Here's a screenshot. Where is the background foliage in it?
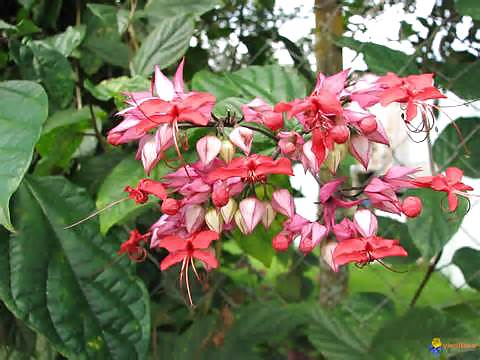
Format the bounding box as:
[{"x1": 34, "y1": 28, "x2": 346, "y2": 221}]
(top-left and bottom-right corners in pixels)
[{"x1": 0, "y1": 0, "x2": 479, "y2": 359}]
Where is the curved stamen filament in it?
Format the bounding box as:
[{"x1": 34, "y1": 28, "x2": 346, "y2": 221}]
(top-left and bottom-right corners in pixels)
[{"x1": 64, "y1": 197, "x2": 129, "y2": 229}]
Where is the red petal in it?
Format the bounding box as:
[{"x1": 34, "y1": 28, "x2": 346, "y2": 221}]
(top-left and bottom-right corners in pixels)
[
  {"x1": 193, "y1": 249, "x2": 219, "y2": 270},
  {"x1": 192, "y1": 230, "x2": 219, "y2": 249},
  {"x1": 445, "y1": 167, "x2": 464, "y2": 183},
  {"x1": 256, "y1": 157, "x2": 293, "y2": 177},
  {"x1": 448, "y1": 192, "x2": 458, "y2": 212},
  {"x1": 405, "y1": 100, "x2": 417, "y2": 122},
  {"x1": 160, "y1": 251, "x2": 187, "y2": 270},
  {"x1": 157, "y1": 235, "x2": 186, "y2": 252},
  {"x1": 379, "y1": 87, "x2": 408, "y2": 106},
  {"x1": 138, "y1": 179, "x2": 167, "y2": 200}
]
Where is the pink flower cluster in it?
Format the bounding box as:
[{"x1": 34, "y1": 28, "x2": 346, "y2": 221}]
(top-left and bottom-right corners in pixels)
[{"x1": 106, "y1": 60, "x2": 473, "y2": 305}]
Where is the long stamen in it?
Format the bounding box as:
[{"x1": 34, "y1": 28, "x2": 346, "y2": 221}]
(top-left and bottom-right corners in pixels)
[
  {"x1": 64, "y1": 197, "x2": 129, "y2": 229},
  {"x1": 179, "y1": 257, "x2": 187, "y2": 290},
  {"x1": 184, "y1": 259, "x2": 194, "y2": 307},
  {"x1": 376, "y1": 258, "x2": 408, "y2": 273},
  {"x1": 190, "y1": 257, "x2": 201, "y2": 282}
]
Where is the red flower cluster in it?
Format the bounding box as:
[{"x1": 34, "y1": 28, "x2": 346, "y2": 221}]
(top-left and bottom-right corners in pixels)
[{"x1": 103, "y1": 60, "x2": 473, "y2": 305}]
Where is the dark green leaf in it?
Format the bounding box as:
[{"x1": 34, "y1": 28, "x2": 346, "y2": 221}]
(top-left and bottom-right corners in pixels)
[
  {"x1": 308, "y1": 307, "x2": 369, "y2": 360},
  {"x1": 191, "y1": 70, "x2": 240, "y2": 101},
  {"x1": 406, "y1": 188, "x2": 467, "y2": 259},
  {"x1": 145, "y1": 0, "x2": 220, "y2": 18},
  {"x1": 337, "y1": 36, "x2": 418, "y2": 75},
  {"x1": 84, "y1": 76, "x2": 150, "y2": 108},
  {"x1": 0, "y1": 81, "x2": 48, "y2": 231},
  {"x1": 435, "y1": 60, "x2": 480, "y2": 99},
  {"x1": 0, "y1": 176, "x2": 150, "y2": 358},
  {"x1": 433, "y1": 117, "x2": 480, "y2": 178},
  {"x1": 452, "y1": 247, "x2": 480, "y2": 290},
  {"x1": 369, "y1": 307, "x2": 471, "y2": 359},
  {"x1": 131, "y1": 16, "x2": 194, "y2": 75},
  {"x1": 455, "y1": 0, "x2": 480, "y2": 20}
]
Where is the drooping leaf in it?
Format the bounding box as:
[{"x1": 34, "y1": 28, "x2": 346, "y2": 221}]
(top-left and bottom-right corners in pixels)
[
  {"x1": 0, "y1": 81, "x2": 48, "y2": 231},
  {"x1": 0, "y1": 176, "x2": 150, "y2": 359},
  {"x1": 145, "y1": 0, "x2": 220, "y2": 18},
  {"x1": 452, "y1": 247, "x2": 480, "y2": 290},
  {"x1": 406, "y1": 188, "x2": 467, "y2": 260},
  {"x1": 96, "y1": 157, "x2": 155, "y2": 234},
  {"x1": 337, "y1": 36, "x2": 418, "y2": 75},
  {"x1": 369, "y1": 307, "x2": 471, "y2": 359},
  {"x1": 432, "y1": 117, "x2": 480, "y2": 178},
  {"x1": 84, "y1": 76, "x2": 150, "y2": 108},
  {"x1": 131, "y1": 15, "x2": 194, "y2": 75}
]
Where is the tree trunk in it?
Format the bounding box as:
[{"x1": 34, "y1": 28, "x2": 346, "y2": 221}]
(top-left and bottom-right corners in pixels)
[{"x1": 314, "y1": 0, "x2": 348, "y2": 309}]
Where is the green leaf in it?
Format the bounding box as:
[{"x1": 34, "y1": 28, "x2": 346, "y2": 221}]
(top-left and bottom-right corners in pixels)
[
  {"x1": 87, "y1": 4, "x2": 130, "y2": 35},
  {"x1": 452, "y1": 247, "x2": 480, "y2": 290},
  {"x1": 455, "y1": 0, "x2": 480, "y2": 20},
  {"x1": 192, "y1": 65, "x2": 308, "y2": 103},
  {"x1": 377, "y1": 216, "x2": 420, "y2": 264},
  {"x1": 337, "y1": 36, "x2": 418, "y2": 75},
  {"x1": 369, "y1": 308, "x2": 471, "y2": 359},
  {"x1": 433, "y1": 117, "x2": 480, "y2": 178},
  {"x1": 0, "y1": 176, "x2": 150, "y2": 358},
  {"x1": 84, "y1": 76, "x2": 150, "y2": 108},
  {"x1": 308, "y1": 307, "x2": 369, "y2": 360},
  {"x1": 97, "y1": 158, "x2": 153, "y2": 234},
  {"x1": 406, "y1": 188, "x2": 467, "y2": 259},
  {"x1": 0, "y1": 81, "x2": 48, "y2": 231},
  {"x1": 435, "y1": 60, "x2": 480, "y2": 100},
  {"x1": 41, "y1": 25, "x2": 86, "y2": 57},
  {"x1": 131, "y1": 15, "x2": 194, "y2": 75},
  {"x1": 145, "y1": 0, "x2": 220, "y2": 18}
]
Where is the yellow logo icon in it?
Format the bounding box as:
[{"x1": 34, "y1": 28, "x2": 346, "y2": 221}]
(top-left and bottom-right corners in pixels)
[{"x1": 431, "y1": 338, "x2": 442, "y2": 348}]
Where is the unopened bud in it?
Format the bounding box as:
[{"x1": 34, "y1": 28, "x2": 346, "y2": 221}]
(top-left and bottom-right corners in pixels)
[
  {"x1": 402, "y1": 196, "x2": 422, "y2": 218},
  {"x1": 262, "y1": 202, "x2": 276, "y2": 229},
  {"x1": 359, "y1": 116, "x2": 378, "y2": 134},
  {"x1": 272, "y1": 232, "x2": 291, "y2": 252},
  {"x1": 219, "y1": 139, "x2": 235, "y2": 163},
  {"x1": 220, "y1": 198, "x2": 237, "y2": 224},
  {"x1": 330, "y1": 125, "x2": 350, "y2": 144},
  {"x1": 320, "y1": 240, "x2": 338, "y2": 272},
  {"x1": 324, "y1": 143, "x2": 348, "y2": 175},
  {"x1": 205, "y1": 208, "x2": 223, "y2": 233},
  {"x1": 234, "y1": 209, "x2": 248, "y2": 234},
  {"x1": 161, "y1": 198, "x2": 180, "y2": 215}
]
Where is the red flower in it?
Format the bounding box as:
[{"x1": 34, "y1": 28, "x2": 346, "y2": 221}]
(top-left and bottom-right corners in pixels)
[
  {"x1": 206, "y1": 154, "x2": 293, "y2": 183},
  {"x1": 118, "y1": 229, "x2": 149, "y2": 262},
  {"x1": 377, "y1": 72, "x2": 445, "y2": 122},
  {"x1": 333, "y1": 209, "x2": 407, "y2": 268},
  {"x1": 124, "y1": 178, "x2": 167, "y2": 204},
  {"x1": 158, "y1": 230, "x2": 219, "y2": 306},
  {"x1": 414, "y1": 167, "x2": 473, "y2": 211}
]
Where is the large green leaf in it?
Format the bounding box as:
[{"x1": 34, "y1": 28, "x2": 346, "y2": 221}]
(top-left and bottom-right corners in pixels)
[
  {"x1": 308, "y1": 307, "x2": 369, "y2": 360},
  {"x1": 452, "y1": 247, "x2": 480, "y2": 290},
  {"x1": 369, "y1": 308, "x2": 471, "y2": 359},
  {"x1": 96, "y1": 158, "x2": 152, "y2": 234},
  {"x1": 145, "y1": 0, "x2": 220, "y2": 18},
  {"x1": 0, "y1": 81, "x2": 48, "y2": 231},
  {"x1": 455, "y1": 0, "x2": 480, "y2": 20},
  {"x1": 337, "y1": 37, "x2": 418, "y2": 75},
  {"x1": 191, "y1": 65, "x2": 308, "y2": 103},
  {"x1": 131, "y1": 15, "x2": 194, "y2": 75},
  {"x1": 0, "y1": 176, "x2": 150, "y2": 358},
  {"x1": 433, "y1": 117, "x2": 480, "y2": 178},
  {"x1": 406, "y1": 188, "x2": 467, "y2": 259}
]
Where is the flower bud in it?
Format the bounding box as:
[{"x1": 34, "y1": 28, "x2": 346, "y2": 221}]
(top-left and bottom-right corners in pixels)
[
  {"x1": 324, "y1": 143, "x2": 348, "y2": 175},
  {"x1": 330, "y1": 125, "x2": 350, "y2": 144},
  {"x1": 234, "y1": 209, "x2": 248, "y2": 234},
  {"x1": 220, "y1": 198, "x2": 237, "y2": 224},
  {"x1": 161, "y1": 198, "x2": 180, "y2": 215},
  {"x1": 262, "y1": 202, "x2": 276, "y2": 229},
  {"x1": 196, "y1": 135, "x2": 221, "y2": 165},
  {"x1": 184, "y1": 205, "x2": 205, "y2": 233},
  {"x1": 212, "y1": 182, "x2": 229, "y2": 208},
  {"x1": 359, "y1": 116, "x2": 377, "y2": 134},
  {"x1": 272, "y1": 231, "x2": 292, "y2": 252},
  {"x1": 205, "y1": 208, "x2": 223, "y2": 233},
  {"x1": 219, "y1": 139, "x2": 235, "y2": 163},
  {"x1": 401, "y1": 196, "x2": 422, "y2": 218},
  {"x1": 320, "y1": 240, "x2": 338, "y2": 272}
]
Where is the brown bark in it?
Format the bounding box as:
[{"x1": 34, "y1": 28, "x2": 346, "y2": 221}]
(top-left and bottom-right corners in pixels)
[{"x1": 314, "y1": 0, "x2": 348, "y2": 308}]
